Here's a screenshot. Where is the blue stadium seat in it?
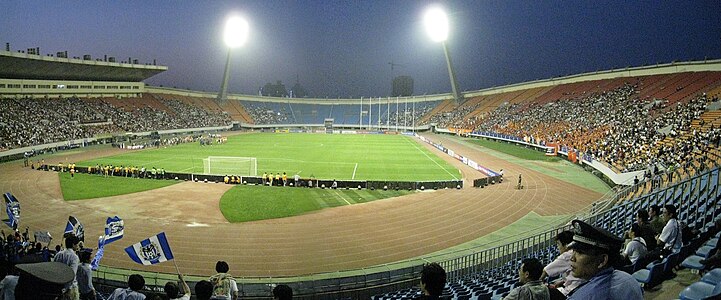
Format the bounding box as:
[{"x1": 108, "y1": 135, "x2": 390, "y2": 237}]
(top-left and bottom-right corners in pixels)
[
  {"x1": 633, "y1": 260, "x2": 665, "y2": 288},
  {"x1": 679, "y1": 281, "x2": 721, "y2": 300}
]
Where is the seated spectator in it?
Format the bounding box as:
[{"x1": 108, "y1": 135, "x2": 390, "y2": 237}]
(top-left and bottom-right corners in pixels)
[
  {"x1": 164, "y1": 274, "x2": 191, "y2": 300},
  {"x1": 566, "y1": 220, "x2": 642, "y2": 299},
  {"x1": 209, "y1": 261, "x2": 238, "y2": 300},
  {"x1": 656, "y1": 204, "x2": 682, "y2": 253},
  {"x1": 195, "y1": 280, "x2": 213, "y2": 300},
  {"x1": 504, "y1": 257, "x2": 565, "y2": 300},
  {"x1": 648, "y1": 205, "x2": 664, "y2": 235},
  {"x1": 107, "y1": 274, "x2": 146, "y2": 300},
  {"x1": 622, "y1": 223, "x2": 648, "y2": 266},
  {"x1": 419, "y1": 262, "x2": 446, "y2": 299},
  {"x1": 272, "y1": 284, "x2": 293, "y2": 300},
  {"x1": 541, "y1": 231, "x2": 584, "y2": 296}
]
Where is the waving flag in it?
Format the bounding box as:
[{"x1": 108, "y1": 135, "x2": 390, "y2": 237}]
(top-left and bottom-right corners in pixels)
[
  {"x1": 64, "y1": 216, "x2": 85, "y2": 241},
  {"x1": 3, "y1": 193, "x2": 20, "y2": 230},
  {"x1": 125, "y1": 232, "x2": 174, "y2": 265},
  {"x1": 104, "y1": 216, "x2": 124, "y2": 244},
  {"x1": 91, "y1": 236, "x2": 106, "y2": 271}
]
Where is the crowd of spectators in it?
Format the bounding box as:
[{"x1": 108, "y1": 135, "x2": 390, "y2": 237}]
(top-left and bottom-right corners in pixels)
[
  {"x1": 470, "y1": 83, "x2": 719, "y2": 174},
  {"x1": 241, "y1": 101, "x2": 291, "y2": 124},
  {"x1": 380, "y1": 101, "x2": 437, "y2": 127},
  {"x1": 0, "y1": 96, "x2": 231, "y2": 152},
  {"x1": 425, "y1": 101, "x2": 481, "y2": 128}
]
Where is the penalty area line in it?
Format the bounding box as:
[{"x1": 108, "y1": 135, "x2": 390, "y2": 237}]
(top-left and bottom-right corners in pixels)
[{"x1": 352, "y1": 163, "x2": 358, "y2": 179}]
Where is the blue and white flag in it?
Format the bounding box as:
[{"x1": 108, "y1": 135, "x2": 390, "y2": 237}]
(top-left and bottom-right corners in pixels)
[
  {"x1": 3, "y1": 193, "x2": 20, "y2": 230},
  {"x1": 91, "y1": 235, "x2": 106, "y2": 271},
  {"x1": 104, "y1": 216, "x2": 124, "y2": 244},
  {"x1": 125, "y1": 232, "x2": 174, "y2": 265},
  {"x1": 64, "y1": 216, "x2": 85, "y2": 241}
]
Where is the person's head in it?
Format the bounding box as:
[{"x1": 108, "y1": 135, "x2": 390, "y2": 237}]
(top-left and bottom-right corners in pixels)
[
  {"x1": 164, "y1": 281, "x2": 180, "y2": 299},
  {"x1": 195, "y1": 280, "x2": 213, "y2": 300},
  {"x1": 663, "y1": 204, "x2": 677, "y2": 221},
  {"x1": 554, "y1": 231, "x2": 574, "y2": 252},
  {"x1": 649, "y1": 205, "x2": 661, "y2": 218},
  {"x1": 64, "y1": 235, "x2": 80, "y2": 251},
  {"x1": 128, "y1": 274, "x2": 145, "y2": 291},
  {"x1": 420, "y1": 263, "x2": 446, "y2": 296},
  {"x1": 568, "y1": 220, "x2": 623, "y2": 280},
  {"x1": 629, "y1": 223, "x2": 642, "y2": 239},
  {"x1": 519, "y1": 258, "x2": 543, "y2": 284},
  {"x1": 216, "y1": 261, "x2": 229, "y2": 273},
  {"x1": 273, "y1": 284, "x2": 293, "y2": 300},
  {"x1": 636, "y1": 209, "x2": 649, "y2": 224},
  {"x1": 78, "y1": 249, "x2": 92, "y2": 264}
]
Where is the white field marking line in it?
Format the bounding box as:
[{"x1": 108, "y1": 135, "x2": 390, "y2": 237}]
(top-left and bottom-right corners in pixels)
[
  {"x1": 178, "y1": 167, "x2": 194, "y2": 172},
  {"x1": 333, "y1": 190, "x2": 352, "y2": 205},
  {"x1": 352, "y1": 163, "x2": 358, "y2": 179},
  {"x1": 404, "y1": 137, "x2": 459, "y2": 180},
  {"x1": 263, "y1": 158, "x2": 356, "y2": 165},
  {"x1": 144, "y1": 156, "x2": 176, "y2": 166}
]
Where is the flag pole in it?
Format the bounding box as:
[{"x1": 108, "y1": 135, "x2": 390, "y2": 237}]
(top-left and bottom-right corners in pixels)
[{"x1": 173, "y1": 259, "x2": 181, "y2": 275}]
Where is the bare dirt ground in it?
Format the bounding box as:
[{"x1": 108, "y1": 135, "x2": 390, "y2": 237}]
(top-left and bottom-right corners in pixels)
[{"x1": 0, "y1": 134, "x2": 602, "y2": 277}]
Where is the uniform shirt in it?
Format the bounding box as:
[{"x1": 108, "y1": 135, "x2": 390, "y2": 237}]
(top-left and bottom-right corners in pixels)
[
  {"x1": 77, "y1": 262, "x2": 94, "y2": 294},
  {"x1": 0, "y1": 275, "x2": 18, "y2": 300},
  {"x1": 54, "y1": 248, "x2": 79, "y2": 289},
  {"x1": 567, "y1": 268, "x2": 643, "y2": 300},
  {"x1": 659, "y1": 218, "x2": 682, "y2": 251}
]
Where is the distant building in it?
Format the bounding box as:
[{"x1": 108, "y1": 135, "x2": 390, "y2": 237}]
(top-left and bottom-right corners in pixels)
[
  {"x1": 392, "y1": 76, "x2": 413, "y2": 97},
  {"x1": 260, "y1": 80, "x2": 288, "y2": 97},
  {"x1": 290, "y1": 81, "x2": 308, "y2": 98}
]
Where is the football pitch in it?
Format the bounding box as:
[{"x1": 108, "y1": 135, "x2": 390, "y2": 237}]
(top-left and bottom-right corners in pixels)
[{"x1": 79, "y1": 133, "x2": 461, "y2": 181}]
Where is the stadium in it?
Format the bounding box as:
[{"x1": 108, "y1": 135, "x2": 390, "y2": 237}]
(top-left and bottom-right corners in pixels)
[{"x1": 2, "y1": 2, "x2": 721, "y2": 300}]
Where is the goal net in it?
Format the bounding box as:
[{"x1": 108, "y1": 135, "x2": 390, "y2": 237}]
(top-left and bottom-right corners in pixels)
[{"x1": 203, "y1": 156, "x2": 258, "y2": 176}]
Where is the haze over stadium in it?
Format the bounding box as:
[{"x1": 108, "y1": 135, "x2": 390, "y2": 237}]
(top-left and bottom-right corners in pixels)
[
  {"x1": 3, "y1": 1, "x2": 721, "y2": 300},
  {"x1": 2, "y1": 1, "x2": 720, "y2": 97}
]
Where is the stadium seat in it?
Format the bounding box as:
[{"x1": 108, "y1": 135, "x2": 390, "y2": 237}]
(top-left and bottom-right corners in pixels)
[
  {"x1": 679, "y1": 281, "x2": 721, "y2": 300},
  {"x1": 633, "y1": 260, "x2": 665, "y2": 288}
]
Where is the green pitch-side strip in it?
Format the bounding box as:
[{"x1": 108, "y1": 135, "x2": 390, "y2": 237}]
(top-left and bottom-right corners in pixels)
[{"x1": 454, "y1": 136, "x2": 611, "y2": 194}]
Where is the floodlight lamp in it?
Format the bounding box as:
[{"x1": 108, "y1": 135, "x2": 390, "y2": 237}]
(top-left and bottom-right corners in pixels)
[
  {"x1": 424, "y1": 6, "x2": 449, "y2": 43},
  {"x1": 224, "y1": 16, "x2": 249, "y2": 48}
]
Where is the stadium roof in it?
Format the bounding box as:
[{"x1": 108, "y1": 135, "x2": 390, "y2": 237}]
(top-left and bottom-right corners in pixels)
[{"x1": 0, "y1": 51, "x2": 167, "y2": 82}]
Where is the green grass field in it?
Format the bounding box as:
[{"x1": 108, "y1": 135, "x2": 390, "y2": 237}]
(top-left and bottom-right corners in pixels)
[
  {"x1": 468, "y1": 138, "x2": 561, "y2": 162},
  {"x1": 78, "y1": 133, "x2": 461, "y2": 181},
  {"x1": 220, "y1": 185, "x2": 414, "y2": 222},
  {"x1": 59, "y1": 172, "x2": 178, "y2": 200}
]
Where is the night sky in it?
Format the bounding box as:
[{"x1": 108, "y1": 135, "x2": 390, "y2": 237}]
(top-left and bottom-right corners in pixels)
[{"x1": 2, "y1": 1, "x2": 720, "y2": 98}]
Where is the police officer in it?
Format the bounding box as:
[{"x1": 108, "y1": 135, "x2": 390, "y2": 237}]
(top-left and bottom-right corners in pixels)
[{"x1": 567, "y1": 220, "x2": 643, "y2": 299}]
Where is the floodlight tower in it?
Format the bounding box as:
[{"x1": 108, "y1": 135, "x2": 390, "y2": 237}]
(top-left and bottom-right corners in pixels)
[
  {"x1": 424, "y1": 6, "x2": 463, "y2": 104},
  {"x1": 217, "y1": 16, "x2": 249, "y2": 104}
]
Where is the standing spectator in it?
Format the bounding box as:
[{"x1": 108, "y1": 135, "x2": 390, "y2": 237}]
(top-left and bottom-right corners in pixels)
[
  {"x1": 419, "y1": 263, "x2": 446, "y2": 299},
  {"x1": 272, "y1": 284, "x2": 293, "y2": 300},
  {"x1": 541, "y1": 231, "x2": 584, "y2": 296},
  {"x1": 0, "y1": 265, "x2": 19, "y2": 300},
  {"x1": 77, "y1": 249, "x2": 96, "y2": 300},
  {"x1": 54, "y1": 235, "x2": 80, "y2": 300},
  {"x1": 107, "y1": 274, "x2": 145, "y2": 300},
  {"x1": 209, "y1": 261, "x2": 238, "y2": 300},
  {"x1": 164, "y1": 274, "x2": 191, "y2": 300},
  {"x1": 566, "y1": 220, "x2": 642, "y2": 300},
  {"x1": 293, "y1": 174, "x2": 300, "y2": 187}
]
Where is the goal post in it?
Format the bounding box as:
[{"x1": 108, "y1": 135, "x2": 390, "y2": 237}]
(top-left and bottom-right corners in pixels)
[{"x1": 203, "y1": 156, "x2": 258, "y2": 176}]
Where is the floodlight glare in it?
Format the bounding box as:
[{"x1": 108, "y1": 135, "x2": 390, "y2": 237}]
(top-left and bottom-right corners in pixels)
[
  {"x1": 224, "y1": 16, "x2": 249, "y2": 48},
  {"x1": 424, "y1": 7, "x2": 449, "y2": 43}
]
